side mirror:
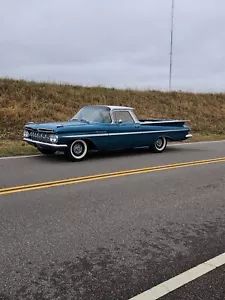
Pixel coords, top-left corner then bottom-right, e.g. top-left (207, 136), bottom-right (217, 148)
top-left (118, 119), bottom-right (123, 124)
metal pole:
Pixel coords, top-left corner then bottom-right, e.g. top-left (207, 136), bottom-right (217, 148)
top-left (169, 0), bottom-right (175, 91)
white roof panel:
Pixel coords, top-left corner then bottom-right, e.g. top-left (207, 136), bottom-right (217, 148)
top-left (86, 105), bottom-right (134, 110)
top-left (106, 105), bottom-right (134, 110)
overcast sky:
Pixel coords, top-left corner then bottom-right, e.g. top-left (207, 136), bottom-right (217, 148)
top-left (0, 0), bottom-right (224, 92)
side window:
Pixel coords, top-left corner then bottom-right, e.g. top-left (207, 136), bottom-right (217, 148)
top-left (113, 111), bottom-right (134, 124)
top-left (95, 109), bottom-right (112, 123)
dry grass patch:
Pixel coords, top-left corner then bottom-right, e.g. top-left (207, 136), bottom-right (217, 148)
top-left (0, 78), bottom-right (225, 142)
top-left (0, 140), bottom-right (38, 157)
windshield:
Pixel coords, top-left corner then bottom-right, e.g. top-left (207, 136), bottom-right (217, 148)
top-left (72, 106), bottom-right (112, 123)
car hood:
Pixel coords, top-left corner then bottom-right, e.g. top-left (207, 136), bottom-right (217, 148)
top-left (25, 120), bottom-right (88, 131)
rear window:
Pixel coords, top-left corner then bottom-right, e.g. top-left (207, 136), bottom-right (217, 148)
top-left (113, 111), bottom-right (134, 124)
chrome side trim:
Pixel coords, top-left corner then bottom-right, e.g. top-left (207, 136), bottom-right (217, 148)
top-left (23, 138), bottom-right (67, 148)
top-left (186, 134), bottom-right (193, 138)
top-left (63, 133), bottom-right (109, 138)
top-left (140, 120), bottom-right (189, 124)
top-left (62, 129), bottom-right (187, 138)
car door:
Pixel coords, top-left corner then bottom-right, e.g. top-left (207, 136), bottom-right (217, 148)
top-left (107, 110), bottom-right (138, 150)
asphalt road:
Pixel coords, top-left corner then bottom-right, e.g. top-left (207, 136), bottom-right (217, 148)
top-left (164, 265), bottom-right (225, 300)
top-left (0, 141), bottom-right (225, 300)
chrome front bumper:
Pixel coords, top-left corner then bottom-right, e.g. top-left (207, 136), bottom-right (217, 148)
top-left (185, 134), bottom-right (193, 139)
top-left (23, 138), bottom-right (67, 148)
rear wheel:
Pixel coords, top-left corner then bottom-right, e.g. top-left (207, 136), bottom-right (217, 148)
top-left (65, 140), bottom-right (88, 161)
top-left (37, 147), bottom-right (56, 155)
top-left (150, 136), bottom-right (167, 153)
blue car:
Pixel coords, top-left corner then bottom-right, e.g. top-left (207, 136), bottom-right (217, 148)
top-left (23, 105), bottom-right (192, 161)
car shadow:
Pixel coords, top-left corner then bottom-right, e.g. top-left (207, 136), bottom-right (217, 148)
top-left (32, 143), bottom-right (203, 163)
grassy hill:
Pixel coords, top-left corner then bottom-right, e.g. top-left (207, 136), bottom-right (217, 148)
top-left (0, 78), bottom-right (225, 155)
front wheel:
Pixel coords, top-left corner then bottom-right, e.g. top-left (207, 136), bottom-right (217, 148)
top-left (65, 140), bottom-right (88, 161)
top-left (150, 137), bottom-right (167, 153)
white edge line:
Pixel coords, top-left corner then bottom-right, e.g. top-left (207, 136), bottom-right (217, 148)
top-left (129, 252), bottom-right (225, 300)
top-left (0, 139), bottom-right (225, 160)
top-left (0, 154), bottom-right (42, 160)
top-left (171, 139), bottom-right (225, 146)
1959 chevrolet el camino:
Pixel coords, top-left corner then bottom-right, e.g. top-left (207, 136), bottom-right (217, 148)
top-left (23, 105), bottom-right (192, 161)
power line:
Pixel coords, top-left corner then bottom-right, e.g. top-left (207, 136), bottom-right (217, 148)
top-left (169, 0), bottom-right (175, 91)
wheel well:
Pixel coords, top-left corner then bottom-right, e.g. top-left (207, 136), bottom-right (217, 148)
top-left (66, 138), bottom-right (97, 150)
top-left (83, 139), bottom-right (97, 150)
top-left (153, 136), bottom-right (168, 142)
top-left (164, 136), bottom-right (174, 142)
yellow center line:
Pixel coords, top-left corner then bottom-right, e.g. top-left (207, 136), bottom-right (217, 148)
top-left (1, 157), bottom-right (225, 196)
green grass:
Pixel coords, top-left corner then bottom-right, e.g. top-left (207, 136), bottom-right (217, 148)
top-left (0, 78), bottom-right (225, 156)
top-left (0, 140), bottom-right (38, 157)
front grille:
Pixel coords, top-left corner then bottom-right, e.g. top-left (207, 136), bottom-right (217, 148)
top-left (28, 130), bottom-right (51, 142)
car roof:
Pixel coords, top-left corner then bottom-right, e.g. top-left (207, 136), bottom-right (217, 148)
top-left (88, 105), bottom-right (134, 111)
top-left (107, 105), bottom-right (134, 110)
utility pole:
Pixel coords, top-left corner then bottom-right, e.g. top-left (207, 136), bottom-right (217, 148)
top-left (169, 0), bottom-right (175, 91)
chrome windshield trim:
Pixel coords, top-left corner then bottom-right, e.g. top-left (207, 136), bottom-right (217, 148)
top-left (23, 138), bottom-right (67, 148)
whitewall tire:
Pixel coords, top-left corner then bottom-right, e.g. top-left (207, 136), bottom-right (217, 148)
top-left (150, 137), bottom-right (167, 153)
top-left (66, 140), bottom-right (88, 161)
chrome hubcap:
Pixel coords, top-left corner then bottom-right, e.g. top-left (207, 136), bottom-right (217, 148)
top-left (155, 138), bottom-right (164, 149)
top-left (73, 143), bottom-right (84, 155)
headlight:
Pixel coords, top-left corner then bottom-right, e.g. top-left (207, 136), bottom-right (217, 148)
top-left (49, 134), bottom-right (58, 143)
top-left (23, 130), bottom-right (29, 138)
